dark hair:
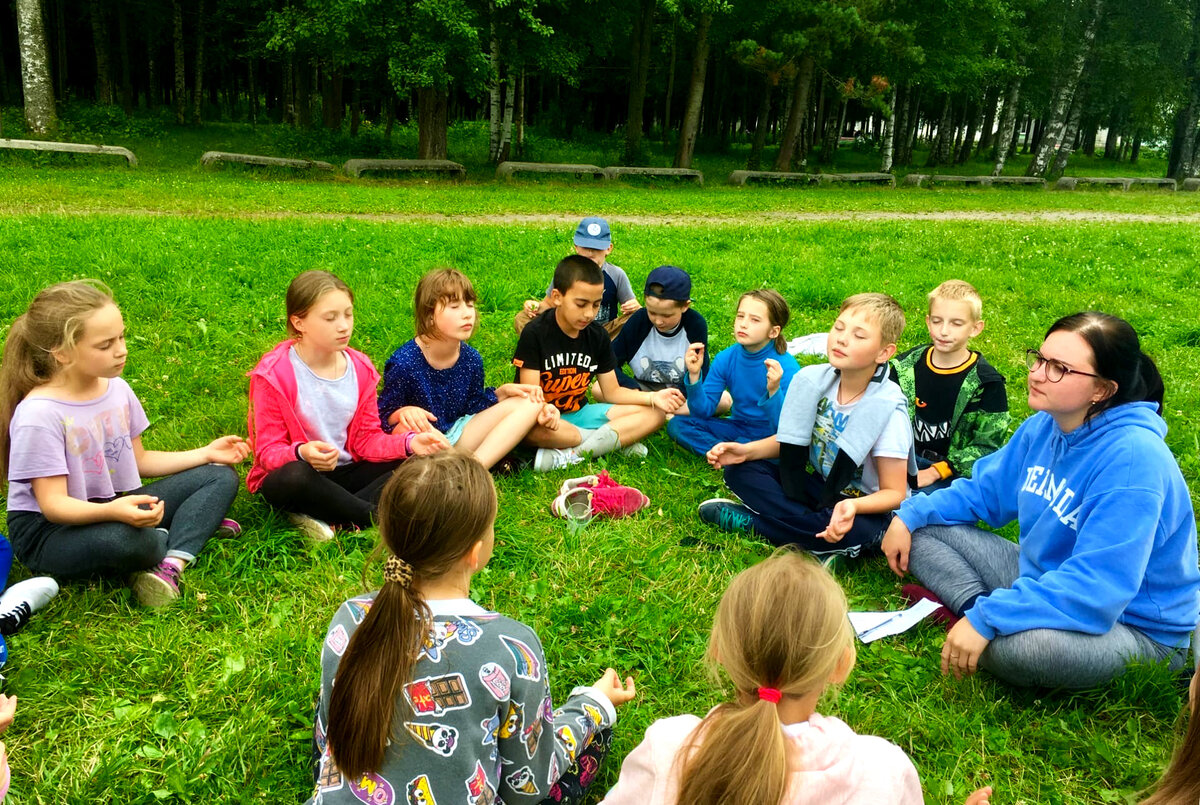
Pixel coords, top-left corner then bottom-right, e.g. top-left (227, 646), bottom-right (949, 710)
top-left (552, 254), bottom-right (603, 294)
top-left (413, 268), bottom-right (477, 340)
top-left (1046, 312), bottom-right (1164, 418)
top-left (1139, 670), bottom-right (1200, 805)
top-left (326, 449), bottom-right (497, 780)
top-left (737, 289), bottom-right (790, 354)
top-left (286, 270), bottom-right (354, 337)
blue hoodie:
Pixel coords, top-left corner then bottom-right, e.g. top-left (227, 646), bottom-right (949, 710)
top-left (897, 402), bottom-right (1200, 647)
top-left (685, 342), bottom-right (800, 429)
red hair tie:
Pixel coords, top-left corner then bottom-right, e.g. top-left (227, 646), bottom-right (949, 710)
top-left (757, 687), bottom-right (782, 703)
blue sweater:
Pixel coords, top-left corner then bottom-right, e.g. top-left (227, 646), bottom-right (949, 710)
top-left (685, 343), bottom-right (799, 429)
top-left (898, 402), bottom-right (1200, 647)
top-left (378, 340), bottom-right (498, 434)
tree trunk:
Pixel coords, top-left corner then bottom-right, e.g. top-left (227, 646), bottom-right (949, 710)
top-left (89, 0), bottom-right (113, 104)
top-left (773, 54), bottom-right (815, 171)
top-left (55, 0), bottom-right (67, 100)
top-left (746, 74), bottom-right (774, 170)
top-left (1081, 121), bottom-right (1097, 156)
top-left (173, 0), bottom-right (186, 123)
top-left (116, 0), bottom-right (133, 112)
top-left (16, 0), bottom-right (57, 134)
top-left (1027, 0), bottom-right (1104, 176)
top-left (976, 85), bottom-right (999, 154)
top-left (1103, 109), bottom-right (1120, 159)
top-left (663, 21), bottom-right (675, 143)
top-left (417, 85), bottom-right (449, 159)
top-left (926, 94), bottom-right (952, 167)
top-left (488, 8), bottom-right (502, 162)
top-left (321, 66), bottom-right (343, 129)
top-left (1169, 1), bottom-right (1200, 179)
top-left (673, 12), bottom-right (711, 168)
top-left (1130, 129), bottom-right (1142, 163)
top-left (991, 74), bottom-right (1022, 175)
top-left (819, 97), bottom-right (845, 165)
top-left (1050, 89), bottom-right (1084, 176)
top-left (350, 81), bottom-right (361, 136)
top-left (956, 99), bottom-right (982, 163)
top-left (623, 0), bottom-right (655, 164)
top-left (384, 94), bottom-right (395, 140)
top-left (515, 70), bottom-right (526, 157)
top-left (880, 86), bottom-right (898, 172)
top-left (296, 59), bottom-right (313, 127)
top-left (498, 67), bottom-right (515, 161)
top-left (192, 0), bottom-right (204, 123)
top-left (248, 59), bottom-right (258, 124)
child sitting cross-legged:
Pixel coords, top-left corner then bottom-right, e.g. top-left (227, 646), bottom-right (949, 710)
top-left (378, 268), bottom-right (546, 472)
top-left (513, 255), bottom-right (684, 473)
top-left (309, 449), bottom-right (636, 804)
top-left (599, 550), bottom-right (992, 805)
top-left (702, 293), bottom-right (916, 560)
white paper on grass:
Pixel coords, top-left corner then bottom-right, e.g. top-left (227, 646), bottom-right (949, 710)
top-left (849, 598), bottom-right (943, 643)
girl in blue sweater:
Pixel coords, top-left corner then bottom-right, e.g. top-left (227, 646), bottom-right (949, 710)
top-left (882, 312), bottom-right (1200, 688)
top-left (667, 290), bottom-right (799, 456)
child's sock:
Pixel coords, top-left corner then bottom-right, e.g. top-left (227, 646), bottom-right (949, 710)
top-left (578, 425), bottom-right (621, 458)
top-left (162, 556), bottom-right (187, 572)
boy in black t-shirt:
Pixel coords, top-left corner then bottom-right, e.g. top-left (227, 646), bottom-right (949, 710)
top-left (891, 280), bottom-right (1010, 492)
top-left (513, 255), bottom-right (685, 472)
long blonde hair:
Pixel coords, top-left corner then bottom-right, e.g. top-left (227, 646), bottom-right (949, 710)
top-left (1139, 669), bottom-right (1200, 805)
top-left (326, 449), bottom-right (497, 780)
top-left (675, 551), bottom-right (854, 805)
top-left (0, 280), bottom-right (115, 479)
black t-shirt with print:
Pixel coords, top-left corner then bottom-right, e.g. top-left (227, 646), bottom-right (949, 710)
top-left (512, 309), bottom-right (616, 413)
top-left (911, 346), bottom-right (975, 460)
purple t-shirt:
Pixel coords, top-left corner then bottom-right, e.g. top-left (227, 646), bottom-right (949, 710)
top-left (6, 378), bottom-right (150, 514)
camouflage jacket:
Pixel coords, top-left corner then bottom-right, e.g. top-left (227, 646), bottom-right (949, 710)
top-left (891, 346), bottom-right (1010, 478)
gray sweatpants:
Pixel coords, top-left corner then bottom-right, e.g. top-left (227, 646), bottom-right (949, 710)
top-left (909, 523), bottom-right (1189, 688)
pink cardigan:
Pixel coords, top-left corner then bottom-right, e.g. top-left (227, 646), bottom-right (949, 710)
top-left (600, 712), bottom-right (924, 805)
top-left (246, 341), bottom-right (411, 493)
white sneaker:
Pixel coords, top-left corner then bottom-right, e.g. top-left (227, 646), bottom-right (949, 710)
top-left (533, 447), bottom-right (586, 473)
top-left (0, 577), bottom-right (59, 636)
top-left (286, 512), bottom-right (335, 543)
top-left (620, 442), bottom-right (648, 459)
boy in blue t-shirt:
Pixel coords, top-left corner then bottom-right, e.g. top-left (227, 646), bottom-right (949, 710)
top-left (513, 217), bottom-right (640, 338)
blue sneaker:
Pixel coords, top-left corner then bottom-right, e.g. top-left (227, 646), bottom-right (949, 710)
top-left (697, 498), bottom-right (756, 535)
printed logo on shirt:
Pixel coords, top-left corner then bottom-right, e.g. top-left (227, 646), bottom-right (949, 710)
top-left (349, 772), bottom-right (396, 805)
top-left (62, 407), bottom-right (133, 458)
top-left (404, 775), bottom-right (437, 805)
top-left (404, 673), bottom-right (471, 716)
top-left (500, 635), bottom-right (542, 681)
top-left (540, 367), bottom-right (594, 414)
top-left (478, 662), bottom-right (511, 700)
top-left (464, 761), bottom-right (498, 805)
top-left (403, 721), bottom-right (459, 757)
top-left (420, 617), bottom-right (483, 662)
top-left (326, 623), bottom-right (350, 656)
top-left (1021, 465), bottom-right (1082, 529)
top-left (506, 767), bottom-right (540, 796)
top-left (498, 701), bottom-right (524, 740)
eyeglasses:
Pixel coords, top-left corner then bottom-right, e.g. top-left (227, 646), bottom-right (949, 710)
top-left (1025, 349), bottom-right (1100, 383)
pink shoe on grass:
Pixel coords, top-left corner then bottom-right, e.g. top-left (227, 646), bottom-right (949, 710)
top-left (900, 584), bottom-right (960, 630)
top-left (131, 562), bottom-right (182, 608)
top-left (214, 518), bottom-right (242, 539)
top-left (551, 471), bottom-right (650, 523)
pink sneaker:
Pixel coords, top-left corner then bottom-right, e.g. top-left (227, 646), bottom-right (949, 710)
top-left (132, 562), bottom-right (182, 607)
top-left (214, 518), bottom-right (242, 539)
top-left (551, 471), bottom-right (650, 521)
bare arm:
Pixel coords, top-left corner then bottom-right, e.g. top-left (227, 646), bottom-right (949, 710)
top-left (594, 371), bottom-right (683, 412)
top-left (31, 475), bottom-right (163, 527)
top-left (134, 435), bottom-right (250, 479)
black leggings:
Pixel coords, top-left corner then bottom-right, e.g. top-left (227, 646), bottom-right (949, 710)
top-left (259, 459), bottom-right (404, 528)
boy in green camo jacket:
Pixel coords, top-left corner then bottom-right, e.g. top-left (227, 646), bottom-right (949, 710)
top-left (891, 280), bottom-right (1010, 493)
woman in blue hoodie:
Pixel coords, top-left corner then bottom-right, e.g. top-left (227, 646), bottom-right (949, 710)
top-left (880, 312), bottom-right (1199, 688)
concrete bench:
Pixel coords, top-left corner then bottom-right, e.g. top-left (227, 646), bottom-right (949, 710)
top-left (201, 151), bottom-right (335, 171)
top-left (729, 170), bottom-right (895, 187)
top-left (344, 158), bottom-right (466, 178)
top-left (903, 174), bottom-right (1045, 188)
top-left (604, 166), bottom-right (703, 185)
top-left (1055, 176), bottom-right (1176, 191)
top-left (496, 161), bottom-right (606, 181)
top-left (0, 137), bottom-right (137, 167)
top-left (1180, 178), bottom-right (1200, 192)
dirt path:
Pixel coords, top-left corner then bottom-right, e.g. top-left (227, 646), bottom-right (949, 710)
top-left (13, 206), bottom-right (1200, 225)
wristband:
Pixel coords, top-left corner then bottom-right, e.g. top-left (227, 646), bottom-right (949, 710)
top-left (932, 461), bottom-right (953, 480)
top-left (403, 430), bottom-right (416, 456)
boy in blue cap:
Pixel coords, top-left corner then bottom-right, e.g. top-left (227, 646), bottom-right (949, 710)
top-left (514, 216), bottom-right (641, 338)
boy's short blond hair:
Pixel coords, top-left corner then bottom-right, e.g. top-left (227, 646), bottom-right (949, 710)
top-left (839, 293), bottom-right (905, 346)
top-left (927, 279), bottom-right (982, 321)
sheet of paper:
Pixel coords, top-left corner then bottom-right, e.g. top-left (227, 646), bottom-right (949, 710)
top-left (849, 597), bottom-right (943, 643)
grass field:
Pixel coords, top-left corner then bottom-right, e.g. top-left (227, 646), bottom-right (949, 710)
top-left (0, 146), bottom-right (1198, 804)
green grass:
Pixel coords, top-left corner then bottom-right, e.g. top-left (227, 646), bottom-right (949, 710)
top-left (0, 188), bottom-right (1196, 803)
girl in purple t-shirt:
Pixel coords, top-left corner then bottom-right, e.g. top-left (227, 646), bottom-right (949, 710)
top-left (1, 281), bottom-right (249, 608)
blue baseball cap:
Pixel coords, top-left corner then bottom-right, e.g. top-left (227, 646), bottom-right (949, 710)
top-left (644, 265), bottom-right (691, 302)
top-left (573, 217), bottom-right (612, 249)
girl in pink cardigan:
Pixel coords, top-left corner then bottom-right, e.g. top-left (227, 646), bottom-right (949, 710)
top-left (247, 271), bottom-right (446, 541)
top-left (601, 551), bottom-right (993, 805)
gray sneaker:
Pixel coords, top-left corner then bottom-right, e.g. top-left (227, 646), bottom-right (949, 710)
top-left (620, 442), bottom-right (648, 459)
top-left (533, 447), bottom-right (586, 473)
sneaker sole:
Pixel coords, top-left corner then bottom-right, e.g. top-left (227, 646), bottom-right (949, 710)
top-left (286, 514), bottom-right (335, 543)
top-left (131, 572), bottom-right (180, 608)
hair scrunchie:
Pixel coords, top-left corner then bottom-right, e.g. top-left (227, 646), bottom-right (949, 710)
top-left (757, 687), bottom-right (783, 704)
top-left (384, 555), bottom-right (414, 588)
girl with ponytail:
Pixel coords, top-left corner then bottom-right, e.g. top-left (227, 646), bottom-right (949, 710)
top-left (309, 448), bottom-right (635, 805)
top-left (601, 551), bottom-right (992, 804)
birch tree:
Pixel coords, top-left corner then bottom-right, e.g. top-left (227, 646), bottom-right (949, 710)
top-left (16, 0), bottom-right (57, 134)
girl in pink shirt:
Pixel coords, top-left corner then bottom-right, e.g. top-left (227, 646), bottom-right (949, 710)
top-left (601, 551), bottom-right (993, 805)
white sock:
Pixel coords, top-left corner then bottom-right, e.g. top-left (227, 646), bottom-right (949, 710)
top-left (578, 424), bottom-right (621, 457)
